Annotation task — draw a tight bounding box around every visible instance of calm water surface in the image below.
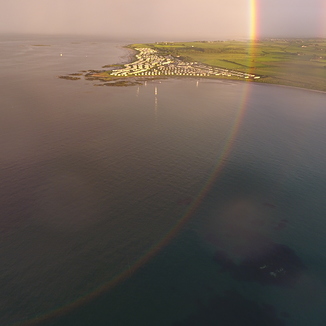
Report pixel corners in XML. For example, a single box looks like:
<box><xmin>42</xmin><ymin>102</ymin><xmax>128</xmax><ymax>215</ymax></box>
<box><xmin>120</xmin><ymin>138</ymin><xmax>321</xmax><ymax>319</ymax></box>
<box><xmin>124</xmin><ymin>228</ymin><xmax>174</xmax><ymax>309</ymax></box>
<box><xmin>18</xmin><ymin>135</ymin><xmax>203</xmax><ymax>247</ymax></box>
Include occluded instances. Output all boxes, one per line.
<box><xmin>1</xmin><ymin>35</ymin><xmax>326</xmax><ymax>326</ymax></box>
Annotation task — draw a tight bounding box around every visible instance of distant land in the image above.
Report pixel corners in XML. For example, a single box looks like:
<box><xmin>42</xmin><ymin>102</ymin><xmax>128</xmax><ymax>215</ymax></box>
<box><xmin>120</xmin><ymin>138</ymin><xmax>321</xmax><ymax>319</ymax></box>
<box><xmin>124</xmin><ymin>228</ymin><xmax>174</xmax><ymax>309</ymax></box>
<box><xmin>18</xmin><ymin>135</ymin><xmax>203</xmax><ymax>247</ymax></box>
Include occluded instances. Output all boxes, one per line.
<box><xmin>60</xmin><ymin>39</ymin><xmax>326</xmax><ymax>92</ymax></box>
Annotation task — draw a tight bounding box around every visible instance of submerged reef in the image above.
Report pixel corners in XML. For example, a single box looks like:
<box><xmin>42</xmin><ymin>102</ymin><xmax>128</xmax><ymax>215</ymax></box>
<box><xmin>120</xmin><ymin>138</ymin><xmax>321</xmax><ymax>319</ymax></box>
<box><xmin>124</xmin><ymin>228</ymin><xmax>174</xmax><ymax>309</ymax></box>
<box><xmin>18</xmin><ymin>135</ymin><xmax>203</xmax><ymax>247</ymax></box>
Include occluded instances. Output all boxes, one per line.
<box><xmin>214</xmin><ymin>243</ymin><xmax>305</xmax><ymax>287</ymax></box>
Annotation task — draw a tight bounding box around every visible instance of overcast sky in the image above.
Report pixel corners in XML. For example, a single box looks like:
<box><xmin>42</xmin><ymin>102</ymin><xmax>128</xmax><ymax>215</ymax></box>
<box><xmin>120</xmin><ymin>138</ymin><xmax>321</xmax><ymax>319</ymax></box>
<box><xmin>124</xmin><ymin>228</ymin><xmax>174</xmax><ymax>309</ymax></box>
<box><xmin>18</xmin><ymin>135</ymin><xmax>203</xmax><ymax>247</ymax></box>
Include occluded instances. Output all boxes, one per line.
<box><xmin>0</xmin><ymin>0</ymin><xmax>325</xmax><ymax>40</ymax></box>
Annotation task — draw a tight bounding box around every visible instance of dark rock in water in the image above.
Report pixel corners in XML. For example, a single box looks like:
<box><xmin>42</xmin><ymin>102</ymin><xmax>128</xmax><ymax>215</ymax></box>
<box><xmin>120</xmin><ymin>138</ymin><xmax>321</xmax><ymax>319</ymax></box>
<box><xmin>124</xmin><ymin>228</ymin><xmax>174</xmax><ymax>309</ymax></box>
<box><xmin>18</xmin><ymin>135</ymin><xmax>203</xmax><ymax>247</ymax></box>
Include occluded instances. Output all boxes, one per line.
<box><xmin>58</xmin><ymin>75</ymin><xmax>81</xmax><ymax>80</ymax></box>
<box><xmin>102</xmin><ymin>80</ymin><xmax>142</xmax><ymax>87</ymax></box>
<box><xmin>174</xmin><ymin>290</ymin><xmax>286</xmax><ymax>326</ymax></box>
<box><xmin>102</xmin><ymin>64</ymin><xmax>124</xmax><ymax>69</ymax></box>
<box><xmin>214</xmin><ymin>243</ymin><xmax>305</xmax><ymax>287</ymax></box>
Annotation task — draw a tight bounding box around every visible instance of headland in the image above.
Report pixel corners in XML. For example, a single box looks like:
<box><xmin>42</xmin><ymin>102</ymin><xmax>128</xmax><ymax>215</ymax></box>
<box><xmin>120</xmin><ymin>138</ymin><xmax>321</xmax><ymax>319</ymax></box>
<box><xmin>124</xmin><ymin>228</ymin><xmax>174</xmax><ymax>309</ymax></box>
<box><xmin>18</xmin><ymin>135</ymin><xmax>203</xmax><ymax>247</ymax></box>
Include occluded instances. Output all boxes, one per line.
<box><xmin>59</xmin><ymin>39</ymin><xmax>326</xmax><ymax>91</ymax></box>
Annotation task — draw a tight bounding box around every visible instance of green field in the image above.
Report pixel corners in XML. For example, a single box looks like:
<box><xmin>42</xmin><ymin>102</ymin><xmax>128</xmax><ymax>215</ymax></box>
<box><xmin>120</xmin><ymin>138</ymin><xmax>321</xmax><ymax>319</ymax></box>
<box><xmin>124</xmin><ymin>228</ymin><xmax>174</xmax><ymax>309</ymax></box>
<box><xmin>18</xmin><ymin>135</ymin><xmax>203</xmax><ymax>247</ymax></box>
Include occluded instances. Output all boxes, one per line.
<box><xmin>130</xmin><ymin>39</ymin><xmax>326</xmax><ymax>92</ymax></box>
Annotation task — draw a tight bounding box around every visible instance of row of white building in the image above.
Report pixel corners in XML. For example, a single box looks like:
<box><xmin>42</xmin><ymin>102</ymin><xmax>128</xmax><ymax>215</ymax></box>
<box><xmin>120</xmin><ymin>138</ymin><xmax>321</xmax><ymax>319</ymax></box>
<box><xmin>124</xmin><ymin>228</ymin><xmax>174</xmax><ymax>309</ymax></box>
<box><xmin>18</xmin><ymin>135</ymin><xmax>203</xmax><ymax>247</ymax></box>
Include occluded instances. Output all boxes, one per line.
<box><xmin>110</xmin><ymin>48</ymin><xmax>260</xmax><ymax>79</ymax></box>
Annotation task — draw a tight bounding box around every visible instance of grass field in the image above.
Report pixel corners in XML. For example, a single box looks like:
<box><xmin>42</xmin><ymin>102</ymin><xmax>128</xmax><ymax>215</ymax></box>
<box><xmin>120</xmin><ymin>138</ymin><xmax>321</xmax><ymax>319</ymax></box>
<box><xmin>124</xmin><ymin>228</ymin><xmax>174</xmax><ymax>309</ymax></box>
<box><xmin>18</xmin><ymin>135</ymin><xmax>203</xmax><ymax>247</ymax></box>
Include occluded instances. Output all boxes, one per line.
<box><xmin>130</xmin><ymin>39</ymin><xmax>326</xmax><ymax>91</ymax></box>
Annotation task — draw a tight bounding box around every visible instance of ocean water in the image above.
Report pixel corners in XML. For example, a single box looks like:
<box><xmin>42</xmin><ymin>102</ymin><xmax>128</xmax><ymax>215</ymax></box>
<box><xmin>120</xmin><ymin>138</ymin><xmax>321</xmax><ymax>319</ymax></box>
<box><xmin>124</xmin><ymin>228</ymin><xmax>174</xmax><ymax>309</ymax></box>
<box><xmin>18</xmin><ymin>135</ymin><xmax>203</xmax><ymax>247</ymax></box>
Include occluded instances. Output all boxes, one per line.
<box><xmin>1</xmin><ymin>35</ymin><xmax>326</xmax><ymax>326</ymax></box>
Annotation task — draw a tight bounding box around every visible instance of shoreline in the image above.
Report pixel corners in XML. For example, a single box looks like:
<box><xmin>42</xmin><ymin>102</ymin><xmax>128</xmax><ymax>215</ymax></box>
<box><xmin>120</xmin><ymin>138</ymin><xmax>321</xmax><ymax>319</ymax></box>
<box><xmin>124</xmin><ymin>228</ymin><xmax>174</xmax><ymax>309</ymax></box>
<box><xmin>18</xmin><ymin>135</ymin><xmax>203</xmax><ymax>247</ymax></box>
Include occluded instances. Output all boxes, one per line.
<box><xmin>251</xmin><ymin>80</ymin><xmax>326</xmax><ymax>94</ymax></box>
<box><xmin>59</xmin><ymin>40</ymin><xmax>326</xmax><ymax>93</ymax></box>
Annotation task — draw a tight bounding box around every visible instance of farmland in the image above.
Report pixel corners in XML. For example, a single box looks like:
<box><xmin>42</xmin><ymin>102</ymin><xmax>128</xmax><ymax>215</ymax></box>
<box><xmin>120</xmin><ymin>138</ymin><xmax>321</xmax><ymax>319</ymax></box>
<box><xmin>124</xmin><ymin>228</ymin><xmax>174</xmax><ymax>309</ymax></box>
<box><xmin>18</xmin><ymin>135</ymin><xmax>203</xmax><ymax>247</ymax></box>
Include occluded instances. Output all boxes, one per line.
<box><xmin>130</xmin><ymin>39</ymin><xmax>326</xmax><ymax>91</ymax></box>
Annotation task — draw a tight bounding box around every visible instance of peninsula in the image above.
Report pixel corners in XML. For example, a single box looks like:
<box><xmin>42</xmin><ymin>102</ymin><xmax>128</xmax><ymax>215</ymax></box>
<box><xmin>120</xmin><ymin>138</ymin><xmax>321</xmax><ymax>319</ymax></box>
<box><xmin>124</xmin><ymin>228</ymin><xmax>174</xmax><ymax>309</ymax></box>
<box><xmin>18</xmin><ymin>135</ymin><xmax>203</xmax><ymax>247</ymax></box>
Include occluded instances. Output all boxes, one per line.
<box><xmin>60</xmin><ymin>39</ymin><xmax>326</xmax><ymax>91</ymax></box>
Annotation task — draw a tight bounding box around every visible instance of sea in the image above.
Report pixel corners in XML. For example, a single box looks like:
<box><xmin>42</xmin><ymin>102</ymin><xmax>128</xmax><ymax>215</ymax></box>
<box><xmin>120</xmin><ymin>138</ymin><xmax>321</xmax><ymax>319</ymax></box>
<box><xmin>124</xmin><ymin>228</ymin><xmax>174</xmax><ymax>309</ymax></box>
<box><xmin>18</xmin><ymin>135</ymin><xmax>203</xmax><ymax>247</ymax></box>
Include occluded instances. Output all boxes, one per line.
<box><xmin>1</xmin><ymin>34</ymin><xmax>326</xmax><ymax>326</ymax></box>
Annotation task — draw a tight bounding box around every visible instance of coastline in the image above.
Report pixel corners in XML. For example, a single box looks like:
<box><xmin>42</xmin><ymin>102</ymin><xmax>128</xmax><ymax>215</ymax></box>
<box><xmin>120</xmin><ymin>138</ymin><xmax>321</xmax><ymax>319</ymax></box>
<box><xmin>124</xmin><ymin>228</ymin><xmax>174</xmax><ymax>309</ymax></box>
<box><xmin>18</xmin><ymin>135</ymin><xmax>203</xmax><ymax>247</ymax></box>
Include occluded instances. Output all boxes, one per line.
<box><xmin>58</xmin><ymin>39</ymin><xmax>326</xmax><ymax>92</ymax></box>
<box><xmin>252</xmin><ymin>80</ymin><xmax>326</xmax><ymax>94</ymax></box>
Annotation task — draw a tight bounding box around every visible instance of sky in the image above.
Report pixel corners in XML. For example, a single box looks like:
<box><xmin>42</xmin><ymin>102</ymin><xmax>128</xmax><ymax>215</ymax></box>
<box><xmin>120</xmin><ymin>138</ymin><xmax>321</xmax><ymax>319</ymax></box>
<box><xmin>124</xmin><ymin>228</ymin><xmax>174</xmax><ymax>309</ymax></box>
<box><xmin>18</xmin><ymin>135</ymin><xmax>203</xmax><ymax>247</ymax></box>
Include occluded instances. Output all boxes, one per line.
<box><xmin>0</xmin><ymin>0</ymin><xmax>325</xmax><ymax>40</ymax></box>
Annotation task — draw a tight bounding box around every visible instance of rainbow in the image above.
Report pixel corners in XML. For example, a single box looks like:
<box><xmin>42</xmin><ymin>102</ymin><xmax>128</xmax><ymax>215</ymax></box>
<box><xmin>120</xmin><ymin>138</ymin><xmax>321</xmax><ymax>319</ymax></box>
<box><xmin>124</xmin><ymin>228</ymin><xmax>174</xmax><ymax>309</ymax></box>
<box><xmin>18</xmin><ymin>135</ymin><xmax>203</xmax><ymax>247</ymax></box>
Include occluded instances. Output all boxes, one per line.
<box><xmin>20</xmin><ymin>86</ymin><xmax>254</xmax><ymax>326</ymax></box>
<box><xmin>250</xmin><ymin>0</ymin><xmax>259</xmax><ymax>41</ymax></box>
<box><xmin>248</xmin><ymin>0</ymin><xmax>259</xmax><ymax>75</ymax></box>
<box><xmin>19</xmin><ymin>2</ymin><xmax>259</xmax><ymax>326</ymax></box>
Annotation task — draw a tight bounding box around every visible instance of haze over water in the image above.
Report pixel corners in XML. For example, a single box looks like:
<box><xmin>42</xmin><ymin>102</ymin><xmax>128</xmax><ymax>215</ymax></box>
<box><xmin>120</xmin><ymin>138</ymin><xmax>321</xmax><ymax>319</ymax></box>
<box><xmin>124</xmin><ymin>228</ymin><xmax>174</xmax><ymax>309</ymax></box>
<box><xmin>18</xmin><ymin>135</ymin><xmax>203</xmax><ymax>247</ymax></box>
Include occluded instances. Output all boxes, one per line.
<box><xmin>1</xmin><ymin>35</ymin><xmax>326</xmax><ymax>326</ymax></box>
